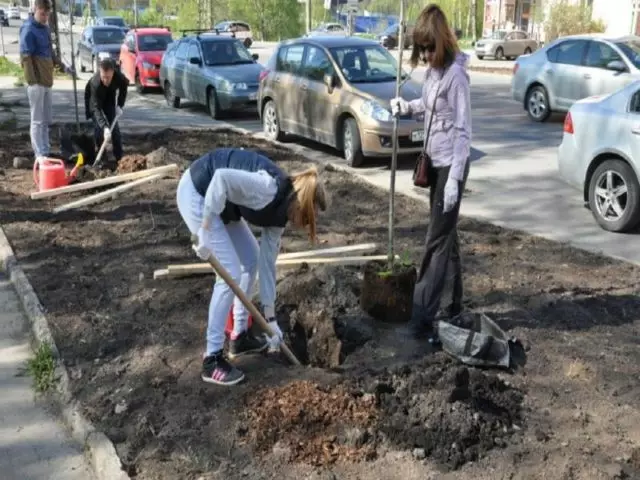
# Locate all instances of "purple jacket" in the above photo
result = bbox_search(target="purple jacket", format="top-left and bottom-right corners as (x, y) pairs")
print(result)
(408, 52), (471, 182)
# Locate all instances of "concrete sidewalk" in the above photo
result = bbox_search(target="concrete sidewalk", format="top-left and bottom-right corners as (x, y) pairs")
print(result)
(0, 273), (91, 480)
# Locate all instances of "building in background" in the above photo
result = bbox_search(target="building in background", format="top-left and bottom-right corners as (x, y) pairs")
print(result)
(591, 0), (640, 36)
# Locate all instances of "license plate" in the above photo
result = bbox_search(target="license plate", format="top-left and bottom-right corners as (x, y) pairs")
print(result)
(248, 92), (257, 100)
(411, 129), (425, 143)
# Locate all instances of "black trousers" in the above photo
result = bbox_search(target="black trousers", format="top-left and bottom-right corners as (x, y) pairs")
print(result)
(411, 161), (469, 332)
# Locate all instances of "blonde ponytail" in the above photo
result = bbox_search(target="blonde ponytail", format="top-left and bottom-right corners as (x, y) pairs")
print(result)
(289, 166), (327, 243)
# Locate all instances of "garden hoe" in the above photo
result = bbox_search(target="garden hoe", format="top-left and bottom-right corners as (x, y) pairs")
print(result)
(190, 233), (302, 366)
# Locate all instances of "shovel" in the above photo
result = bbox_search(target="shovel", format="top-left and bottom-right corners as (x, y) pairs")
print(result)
(92, 111), (122, 168)
(191, 234), (302, 366)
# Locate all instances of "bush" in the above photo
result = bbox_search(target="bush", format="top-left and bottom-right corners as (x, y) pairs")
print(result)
(545, 0), (606, 41)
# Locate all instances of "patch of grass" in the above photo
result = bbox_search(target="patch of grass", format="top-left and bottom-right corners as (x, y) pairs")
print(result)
(377, 250), (414, 278)
(26, 342), (57, 393)
(0, 56), (23, 76)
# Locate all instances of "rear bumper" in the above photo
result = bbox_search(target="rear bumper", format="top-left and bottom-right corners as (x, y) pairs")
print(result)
(557, 134), (583, 190)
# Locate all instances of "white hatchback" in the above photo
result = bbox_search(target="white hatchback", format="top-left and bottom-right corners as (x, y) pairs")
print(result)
(557, 81), (640, 232)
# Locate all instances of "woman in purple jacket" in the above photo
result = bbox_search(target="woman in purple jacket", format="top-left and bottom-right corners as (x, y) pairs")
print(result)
(390, 4), (471, 344)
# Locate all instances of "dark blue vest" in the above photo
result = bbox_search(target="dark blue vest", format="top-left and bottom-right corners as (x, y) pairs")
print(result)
(189, 148), (294, 227)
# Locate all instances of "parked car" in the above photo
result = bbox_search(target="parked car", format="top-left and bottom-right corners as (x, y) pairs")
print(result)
(159, 33), (263, 119)
(0, 9), (9, 27)
(120, 26), (173, 93)
(557, 81), (640, 232)
(376, 23), (415, 49)
(212, 21), (253, 48)
(475, 29), (538, 60)
(77, 26), (126, 73)
(512, 34), (640, 122)
(258, 36), (423, 167)
(306, 23), (347, 37)
(8, 6), (19, 19)
(96, 15), (129, 33)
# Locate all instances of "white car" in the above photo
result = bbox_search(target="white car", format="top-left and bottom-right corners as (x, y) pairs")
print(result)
(557, 81), (640, 232)
(8, 7), (19, 19)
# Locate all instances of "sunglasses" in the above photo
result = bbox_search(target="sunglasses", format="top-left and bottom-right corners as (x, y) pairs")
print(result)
(420, 44), (436, 53)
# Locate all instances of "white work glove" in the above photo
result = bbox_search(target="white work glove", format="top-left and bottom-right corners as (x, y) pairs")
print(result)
(443, 177), (459, 213)
(116, 106), (123, 117)
(390, 97), (410, 116)
(266, 319), (283, 352)
(192, 227), (212, 261)
(103, 127), (112, 142)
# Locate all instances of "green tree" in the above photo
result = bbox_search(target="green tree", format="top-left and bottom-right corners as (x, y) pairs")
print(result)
(545, 0), (606, 41)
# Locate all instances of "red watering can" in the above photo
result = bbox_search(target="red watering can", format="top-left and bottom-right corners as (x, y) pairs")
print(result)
(33, 154), (84, 192)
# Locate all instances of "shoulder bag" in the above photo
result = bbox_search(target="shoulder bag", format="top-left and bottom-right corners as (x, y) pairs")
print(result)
(412, 77), (443, 189)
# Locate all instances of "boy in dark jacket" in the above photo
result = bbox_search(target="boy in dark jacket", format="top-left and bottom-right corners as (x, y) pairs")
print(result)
(86, 58), (129, 168)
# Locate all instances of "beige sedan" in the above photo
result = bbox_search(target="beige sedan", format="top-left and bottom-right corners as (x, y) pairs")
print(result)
(257, 36), (424, 167)
(475, 30), (539, 60)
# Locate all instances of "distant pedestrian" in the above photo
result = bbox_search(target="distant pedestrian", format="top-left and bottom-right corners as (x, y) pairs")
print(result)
(19, 0), (72, 161)
(86, 58), (129, 169)
(390, 4), (472, 345)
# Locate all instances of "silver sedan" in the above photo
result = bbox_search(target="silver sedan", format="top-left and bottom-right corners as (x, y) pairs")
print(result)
(557, 80), (640, 232)
(512, 34), (640, 122)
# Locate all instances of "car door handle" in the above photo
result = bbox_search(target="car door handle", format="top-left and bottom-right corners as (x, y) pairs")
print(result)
(545, 68), (552, 74)
(632, 127), (640, 135)
(300, 83), (308, 90)
(273, 75), (281, 83)
(583, 74), (592, 79)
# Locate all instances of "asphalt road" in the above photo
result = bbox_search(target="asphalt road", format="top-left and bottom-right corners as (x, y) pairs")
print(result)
(1, 22), (636, 264)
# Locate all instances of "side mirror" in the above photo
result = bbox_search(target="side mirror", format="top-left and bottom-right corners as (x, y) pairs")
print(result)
(607, 60), (627, 72)
(252, 53), (259, 61)
(323, 73), (335, 92)
(189, 56), (202, 65)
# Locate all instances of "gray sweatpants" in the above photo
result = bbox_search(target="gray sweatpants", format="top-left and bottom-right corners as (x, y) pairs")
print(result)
(27, 84), (53, 158)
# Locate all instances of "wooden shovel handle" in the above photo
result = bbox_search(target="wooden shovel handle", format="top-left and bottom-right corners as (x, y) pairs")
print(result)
(191, 234), (301, 366)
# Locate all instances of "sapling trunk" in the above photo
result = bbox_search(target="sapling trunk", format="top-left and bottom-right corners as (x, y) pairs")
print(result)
(388, 0), (406, 270)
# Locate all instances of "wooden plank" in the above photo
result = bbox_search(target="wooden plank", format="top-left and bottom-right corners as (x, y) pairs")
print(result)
(160, 255), (392, 279)
(277, 242), (377, 259)
(53, 173), (165, 213)
(30, 164), (178, 200)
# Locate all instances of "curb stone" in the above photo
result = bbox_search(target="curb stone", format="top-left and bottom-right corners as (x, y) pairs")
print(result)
(0, 227), (130, 480)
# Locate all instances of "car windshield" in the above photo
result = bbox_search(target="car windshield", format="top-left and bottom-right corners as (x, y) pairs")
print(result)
(93, 29), (125, 45)
(615, 40), (640, 69)
(103, 17), (125, 27)
(138, 34), (173, 51)
(489, 30), (507, 40)
(201, 40), (254, 66)
(330, 45), (405, 83)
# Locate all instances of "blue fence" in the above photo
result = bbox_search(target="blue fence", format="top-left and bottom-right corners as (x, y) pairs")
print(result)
(335, 14), (398, 34)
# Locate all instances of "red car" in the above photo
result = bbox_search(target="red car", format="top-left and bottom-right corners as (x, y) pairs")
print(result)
(120, 27), (173, 93)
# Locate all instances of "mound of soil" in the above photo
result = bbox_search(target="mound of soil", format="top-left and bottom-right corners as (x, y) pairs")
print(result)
(145, 146), (190, 171)
(116, 154), (147, 173)
(276, 265), (374, 367)
(243, 354), (524, 471)
(245, 380), (378, 466)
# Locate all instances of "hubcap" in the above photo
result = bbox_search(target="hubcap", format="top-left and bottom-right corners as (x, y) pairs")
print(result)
(264, 103), (278, 137)
(528, 90), (546, 119)
(594, 170), (628, 222)
(343, 126), (353, 162)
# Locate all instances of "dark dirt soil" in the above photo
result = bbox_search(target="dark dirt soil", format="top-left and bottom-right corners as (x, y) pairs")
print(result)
(1, 127), (640, 480)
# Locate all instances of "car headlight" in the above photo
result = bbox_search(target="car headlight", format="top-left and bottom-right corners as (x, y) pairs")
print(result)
(97, 51), (111, 60)
(142, 61), (155, 70)
(233, 82), (248, 90)
(219, 79), (232, 91)
(360, 100), (392, 122)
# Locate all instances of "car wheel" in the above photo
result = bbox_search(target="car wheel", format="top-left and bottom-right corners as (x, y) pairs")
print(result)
(207, 87), (222, 120)
(588, 159), (640, 233)
(342, 117), (365, 168)
(524, 47), (532, 54)
(262, 100), (284, 141)
(525, 85), (551, 122)
(135, 70), (147, 94)
(164, 81), (180, 108)
(495, 47), (504, 60)
(477, 55), (484, 60)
